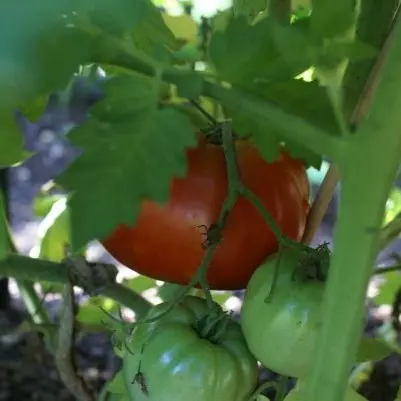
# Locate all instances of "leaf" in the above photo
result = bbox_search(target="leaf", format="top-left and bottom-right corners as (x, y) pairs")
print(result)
(384, 187), (401, 225)
(18, 95), (48, 123)
(157, 283), (183, 302)
(355, 336), (393, 363)
(77, 297), (118, 325)
(32, 25), (93, 95)
(29, 197), (70, 262)
(212, 292), (233, 306)
(85, 0), (148, 37)
(209, 16), (310, 85)
(233, 0), (267, 20)
(98, 371), (126, 401)
(1, 9), (93, 107)
(224, 78), (334, 167)
(310, 0), (356, 39)
(124, 276), (156, 294)
(374, 271), (401, 305)
(33, 193), (67, 218)
(107, 371), (126, 394)
(131, 1), (181, 59)
(56, 74), (197, 251)
(162, 13), (199, 44)
(0, 110), (31, 167)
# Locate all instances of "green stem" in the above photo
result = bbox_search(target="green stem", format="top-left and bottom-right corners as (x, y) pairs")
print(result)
(275, 376), (289, 401)
(92, 46), (346, 161)
(373, 264), (401, 276)
(379, 212), (401, 250)
(0, 254), (152, 319)
(304, 16), (401, 401)
(0, 190), (50, 324)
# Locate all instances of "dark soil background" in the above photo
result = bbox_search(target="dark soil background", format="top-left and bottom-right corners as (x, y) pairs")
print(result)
(1, 79), (401, 401)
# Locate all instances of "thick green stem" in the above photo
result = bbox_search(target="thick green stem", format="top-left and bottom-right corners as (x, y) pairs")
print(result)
(0, 254), (152, 318)
(304, 16), (401, 401)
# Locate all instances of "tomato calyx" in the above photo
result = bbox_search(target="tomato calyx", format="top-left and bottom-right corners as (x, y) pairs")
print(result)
(194, 310), (232, 344)
(292, 242), (331, 283)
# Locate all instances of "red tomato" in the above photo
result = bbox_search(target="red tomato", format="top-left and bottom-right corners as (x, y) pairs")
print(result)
(101, 136), (310, 290)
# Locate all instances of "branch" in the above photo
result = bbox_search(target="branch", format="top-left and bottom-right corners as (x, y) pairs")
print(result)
(91, 45), (346, 162)
(301, 164), (340, 244)
(0, 254), (152, 318)
(379, 213), (401, 250)
(55, 280), (95, 401)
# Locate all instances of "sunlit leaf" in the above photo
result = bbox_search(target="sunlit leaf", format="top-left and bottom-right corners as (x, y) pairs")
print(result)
(77, 296), (118, 325)
(374, 271), (401, 305)
(29, 197), (70, 262)
(355, 336), (393, 363)
(124, 276), (157, 294)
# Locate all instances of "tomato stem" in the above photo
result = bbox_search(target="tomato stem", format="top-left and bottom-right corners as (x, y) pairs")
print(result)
(248, 381), (279, 401)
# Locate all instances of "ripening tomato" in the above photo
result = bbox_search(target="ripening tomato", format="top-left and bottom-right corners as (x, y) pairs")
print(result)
(241, 249), (325, 378)
(101, 135), (310, 290)
(122, 295), (259, 401)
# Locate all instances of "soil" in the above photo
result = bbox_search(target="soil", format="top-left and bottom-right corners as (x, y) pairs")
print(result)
(1, 88), (401, 401)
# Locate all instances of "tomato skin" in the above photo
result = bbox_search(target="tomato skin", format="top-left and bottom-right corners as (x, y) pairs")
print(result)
(240, 250), (324, 378)
(102, 137), (309, 290)
(284, 380), (368, 401)
(122, 295), (259, 401)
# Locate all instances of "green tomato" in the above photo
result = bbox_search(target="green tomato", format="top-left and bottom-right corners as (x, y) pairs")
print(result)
(241, 249), (324, 378)
(122, 295), (259, 401)
(284, 380), (368, 401)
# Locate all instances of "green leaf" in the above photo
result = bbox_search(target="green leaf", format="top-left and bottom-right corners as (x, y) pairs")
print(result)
(157, 283), (183, 302)
(162, 12), (199, 44)
(98, 371), (126, 401)
(233, 0), (267, 20)
(107, 371), (126, 394)
(374, 271), (401, 305)
(311, 0), (357, 39)
(209, 16), (309, 85)
(18, 96), (48, 123)
(29, 197), (70, 262)
(77, 297), (118, 325)
(224, 78), (334, 167)
(124, 276), (156, 294)
(32, 25), (93, 95)
(212, 292), (233, 306)
(355, 336), (393, 363)
(1, 10), (93, 107)
(86, 0), (148, 37)
(33, 193), (67, 218)
(56, 74), (197, 251)
(131, 1), (181, 58)
(0, 110), (30, 167)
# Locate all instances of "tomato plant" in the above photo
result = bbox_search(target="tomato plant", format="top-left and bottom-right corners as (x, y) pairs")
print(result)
(102, 134), (310, 290)
(240, 248), (325, 378)
(121, 295), (259, 401)
(284, 380), (368, 401)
